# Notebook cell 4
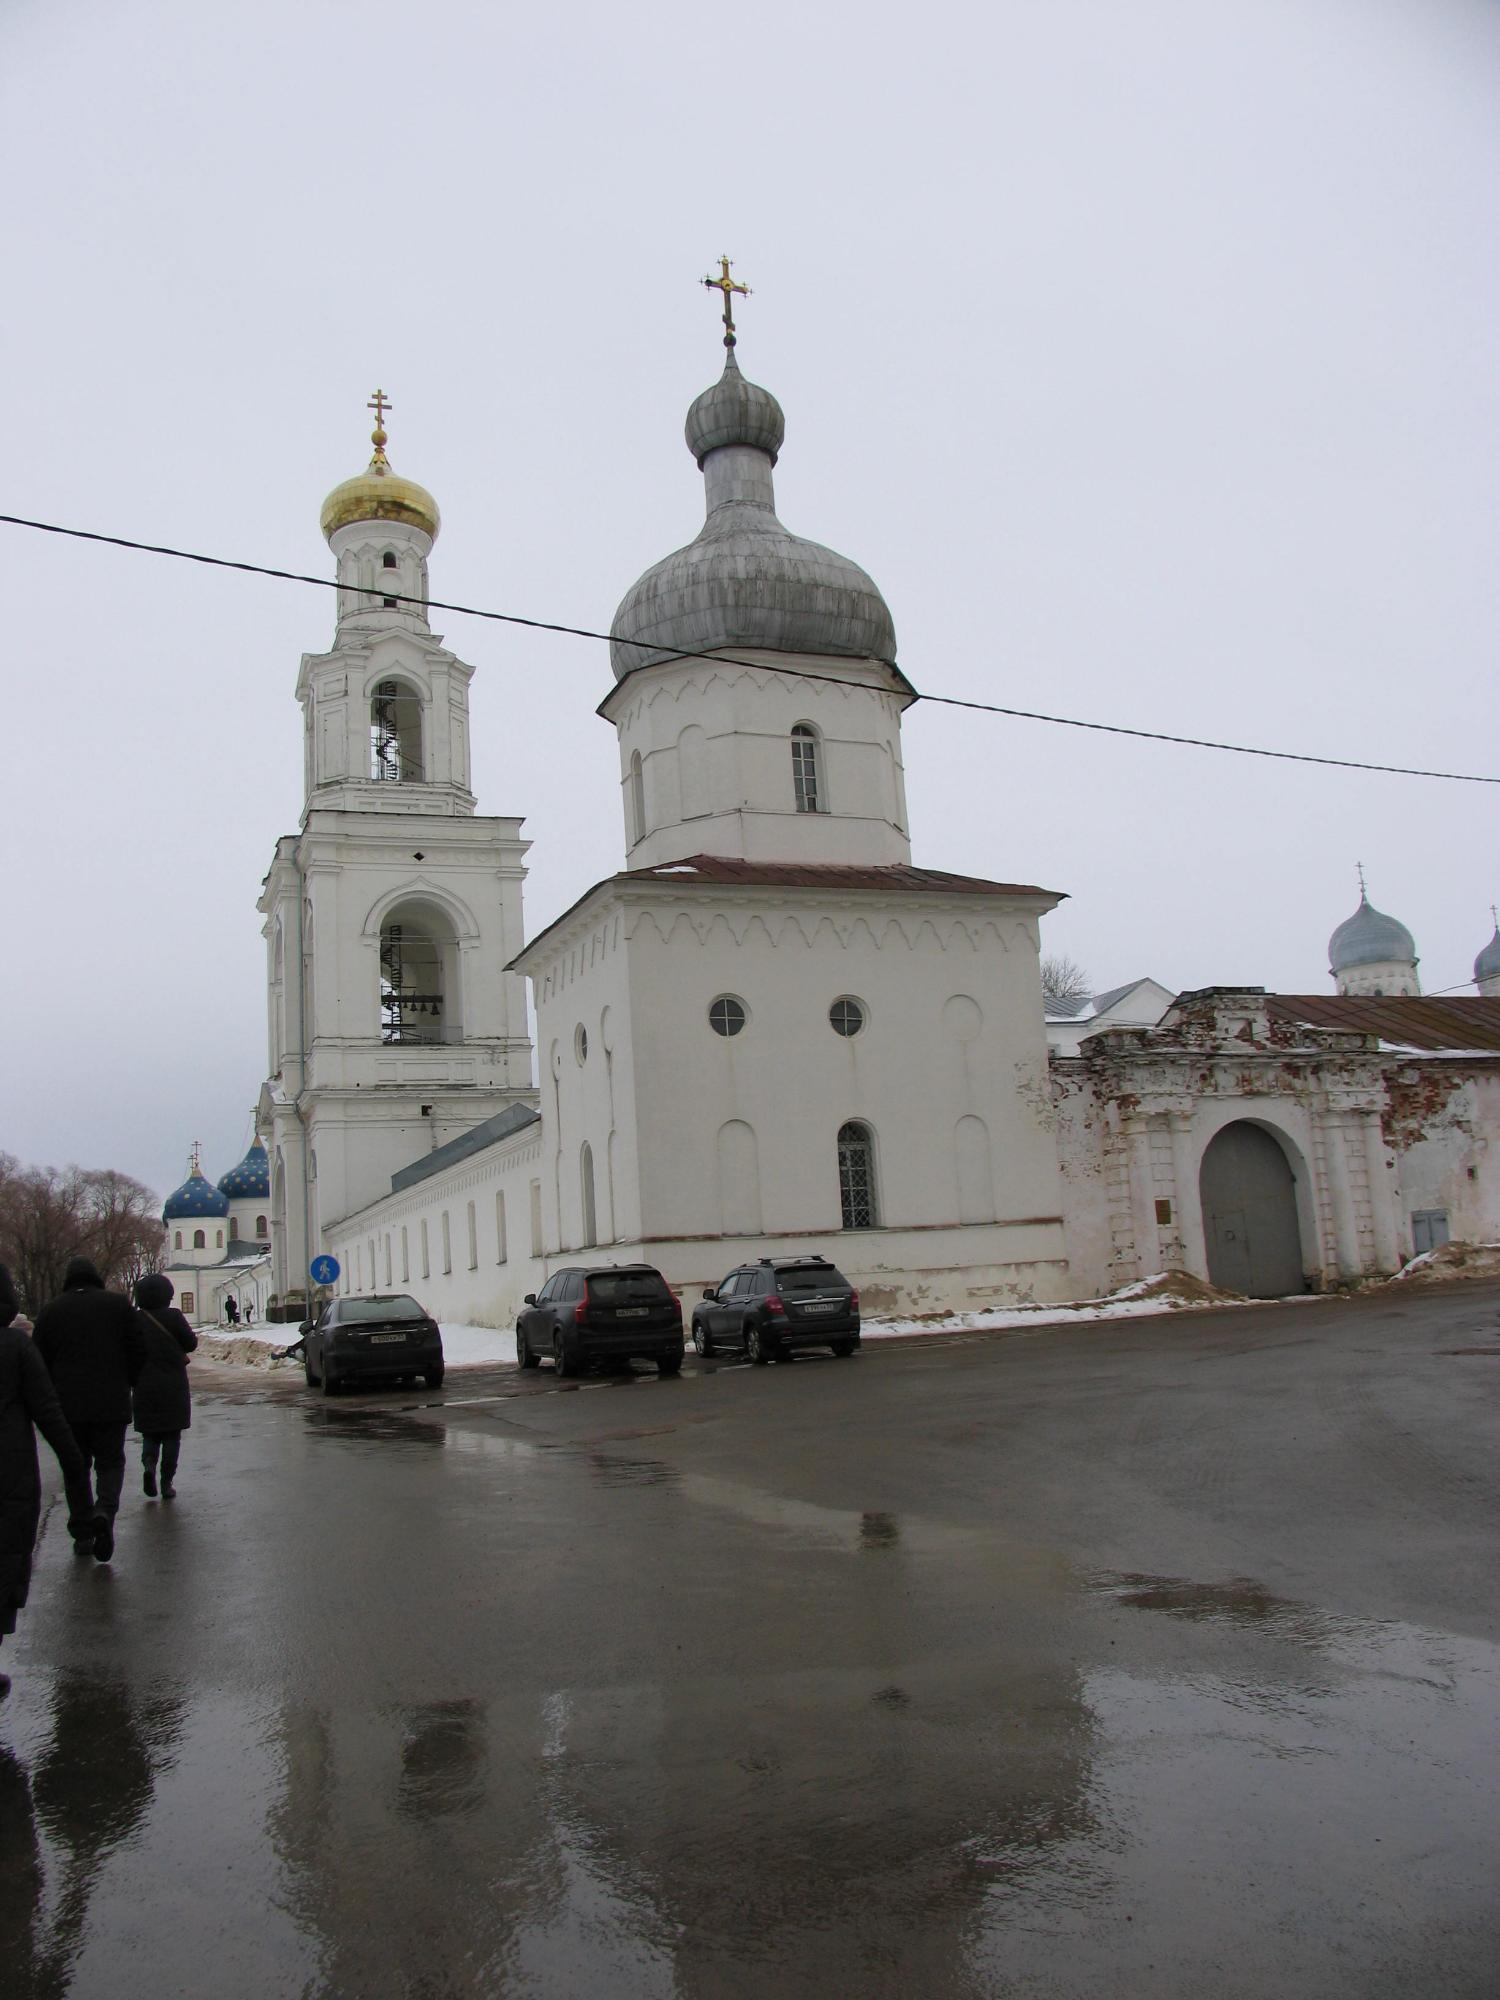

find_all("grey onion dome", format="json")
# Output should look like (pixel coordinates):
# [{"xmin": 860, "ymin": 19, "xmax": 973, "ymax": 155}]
[
  {"xmin": 1328, "ymin": 895, "xmax": 1418, "ymax": 973},
  {"xmin": 1475, "ymin": 922, "xmax": 1500, "ymax": 984},
  {"xmin": 684, "ymin": 350, "xmax": 786, "ymax": 464},
  {"xmin": 610, "ymin": 353, "xmax": 897, "ymax": 680}
]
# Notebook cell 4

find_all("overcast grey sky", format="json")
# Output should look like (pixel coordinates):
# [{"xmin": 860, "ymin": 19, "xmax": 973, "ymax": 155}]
[{"xmin": 2, "ymin": 0, "xmax": 1497, "ymax": 1204}]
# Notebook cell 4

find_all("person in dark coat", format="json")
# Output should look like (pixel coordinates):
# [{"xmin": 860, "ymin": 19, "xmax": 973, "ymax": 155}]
[
  {"xmin": 131, "ymin": 1275, "xmax": 197, "ymax": 1499},
  {"xmin": 31, "ymin": 1257, "xmax": 144, "ymax": 1563},
  {"xmin": 0, "ymin": 1264, "xmax": 98, "ymax": 1695}
]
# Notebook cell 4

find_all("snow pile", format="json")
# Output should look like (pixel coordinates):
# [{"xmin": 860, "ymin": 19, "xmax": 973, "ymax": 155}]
[
  {"xmin": 1390, "ymin": 1241, "xmax": 1500, "ymax": 1286},
  {"xmin": 864, "ymin": 1270, "xmax": 1252, "ymax": 1339},
  {"xmin": 194, "ymin": 1333, "xmax": 292, "ymax": 1369},
  {"xmin": 435, "ymin": 1323, "xmax": 513, "ymax": 1365},
  {"xmin": 193, "ymin": 1322, "xmax": 513, "ymax": 1369}
]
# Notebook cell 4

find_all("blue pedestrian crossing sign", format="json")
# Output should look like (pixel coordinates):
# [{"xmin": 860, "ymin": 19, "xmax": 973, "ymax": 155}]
[{"xmin": 309, "ymin": 1254, "xmax": 340, "ymax": 1287}]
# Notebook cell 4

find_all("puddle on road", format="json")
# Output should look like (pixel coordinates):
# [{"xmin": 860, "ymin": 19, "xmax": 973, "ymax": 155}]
[{"xmin": 302, "ymin": 1406, "xmax": 448, "ymax": 1449}]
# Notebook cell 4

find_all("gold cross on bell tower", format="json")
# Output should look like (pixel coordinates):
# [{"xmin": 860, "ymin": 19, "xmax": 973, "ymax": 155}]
[
  {"xmin": 367, "ymin": 388, "xmax": 392, "ymax": 465},
  {"xmin": 702, "ymin": 255, "xmax": 751, "ymax": 349}
]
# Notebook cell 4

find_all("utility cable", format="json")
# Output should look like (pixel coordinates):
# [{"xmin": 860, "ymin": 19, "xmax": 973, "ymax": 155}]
[{"xmin": 2, "ymin": 510, "xmax": 1495, "ymax": 786}]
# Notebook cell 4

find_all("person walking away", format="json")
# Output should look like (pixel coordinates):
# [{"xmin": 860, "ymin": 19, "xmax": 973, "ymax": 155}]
[
  {"xmin": 131, "ymin": 1276, "xmax": 196, "ymax": 1498},
  {"xmin": 0, "ymin": 1264, "xmax": 98, "ymax": 1696},
  {"xmin": 31, "ymin": 1258, "xmax": 144, "ymax": 1562}
]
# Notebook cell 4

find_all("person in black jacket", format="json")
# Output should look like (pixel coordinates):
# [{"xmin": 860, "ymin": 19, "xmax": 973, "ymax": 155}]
[
  {"xmin": 0, "ymin": 1264, "xmax": 98, "ymax": 1694},
  {"xmin": 31, "ymin": 1258, "xmax": 145, "ymax": 1563},
  {"xmin": 131, "ymin": 1275, "xmax": 197, "ymax": 1499}
]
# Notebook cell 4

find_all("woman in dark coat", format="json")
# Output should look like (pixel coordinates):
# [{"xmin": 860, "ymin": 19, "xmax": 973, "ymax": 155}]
[
  {"xmin": 131, "ymin": 1276, "xmax": 197, "ymax": 1500},
  {"xmin": 0, "ymin": 1264, "xmax": 97, "ymax": 1697}
]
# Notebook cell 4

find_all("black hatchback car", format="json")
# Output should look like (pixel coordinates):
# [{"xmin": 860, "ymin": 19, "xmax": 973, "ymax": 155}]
[
  {"xmin": 301, "ymin": 1293, "xmax": 445, "ymax": 1394},
  {"xmin": 692, "ymin": 1256, "xmax": 860, "ymax": 1363},
  {"xmin": 516, "ymin": 1265, "xmax": 685, "ymax": 1377}
]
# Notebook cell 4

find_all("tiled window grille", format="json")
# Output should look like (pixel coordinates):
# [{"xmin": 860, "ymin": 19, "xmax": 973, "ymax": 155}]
[{"xmin": 838, "ymin": 1121, "xmax": 878, "ymax": 1230}]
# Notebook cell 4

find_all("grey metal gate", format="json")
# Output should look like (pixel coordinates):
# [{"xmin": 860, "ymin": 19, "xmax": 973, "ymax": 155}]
[{"xmin": 1199, "ymin": 1122, "xmax": 1304, "ymax": 1298}]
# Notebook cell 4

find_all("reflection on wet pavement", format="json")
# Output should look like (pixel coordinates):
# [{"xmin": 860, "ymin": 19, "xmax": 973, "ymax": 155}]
[
  {"xmin": 397, "ymin": 1700, "xmax": 488, "ymax": 1820},
  {"xmin": 4, "ymin": 1285, "xmax": 1500, "ymax": 1996},
  {"xmin": 1, "ymin": 1674, "xmax": 186, "ymax": 1998},
  {"xmin": 304, "ymin": 1406, "xmax": 449, "ymax": 1449}
]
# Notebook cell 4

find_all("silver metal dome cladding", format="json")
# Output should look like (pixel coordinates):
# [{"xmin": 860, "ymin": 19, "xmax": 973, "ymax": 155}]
[
  {"xmin": 1328, "ymin": 896, "xmax": 1418, "ymax": 972},
  {"xmin": 684, "ymin": 350, "xmax": 786, "ymax": 464},
  {"xmin": 610, "ymin": 354, "xmax": 897, "ymax": 679}
]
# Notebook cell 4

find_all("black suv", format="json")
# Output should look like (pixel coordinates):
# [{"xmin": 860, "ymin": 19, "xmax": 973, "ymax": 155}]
[
  {"xmin": 692, "ymin": 1256, "xmax": 860, "ymax": 1364},
  {"xmin": 517, "ymin": 1265, "xmax": 685, "ymax": 1377},
  {"xmin": 301, "ymin": 1294, "xmax": 445, "ymax": 1394}
]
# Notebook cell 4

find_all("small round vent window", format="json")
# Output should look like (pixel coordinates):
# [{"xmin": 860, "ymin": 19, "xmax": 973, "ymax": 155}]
[
  {"xmin": 574, "ymin": 1024, "xmax": 588, "ymax": 1065},
  {"xmin": 709, "ymin": 996, "xmax": 747, "ymax": 1038},
  {"xmin": 829, "ymin": 997, "xmax": 866, "ymax": 1038}
]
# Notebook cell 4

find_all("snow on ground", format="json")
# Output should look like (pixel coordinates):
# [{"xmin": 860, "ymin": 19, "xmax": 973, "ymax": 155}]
[
  {"xmin": 194, "ymin": 1322, "xmax": 515, "ymax": 1369},
  {"xmin": 436, "ymin": 1323, "xmax": 514, "ymax": 1364},
  {"xmin": 1390, "ymin": 1241, "xmax": 1500, "ymax": 1284},
  {"xmin": 191, "ymin": 1275, "xmax": 1268, "ymax": 1371}
]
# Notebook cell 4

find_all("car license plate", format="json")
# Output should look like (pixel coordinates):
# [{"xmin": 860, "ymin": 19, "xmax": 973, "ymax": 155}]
[
  {"xmin": 616, "ymin": 1307, "xmax": 649, "ymax": 1318},
  {"xmin": 803, "ymin": 1302, "xmax": 838, "ymax": 1314},
  {"xmin": 371, "ymin": 1333, "xmax": 406, "ymax": 1343}
]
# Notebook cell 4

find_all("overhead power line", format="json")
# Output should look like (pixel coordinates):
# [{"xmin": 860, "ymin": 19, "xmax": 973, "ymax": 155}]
[{"xmin": 2, "ymin": 510, "xmax": 1495, "ymax": 786}]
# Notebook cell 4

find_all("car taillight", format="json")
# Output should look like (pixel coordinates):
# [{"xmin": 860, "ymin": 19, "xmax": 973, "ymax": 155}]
[
  {"xmin": 849, "ymin": 1289, "xmax": 860, "ymax": 1312},
  {"xmin": 765, "ymin": 1295, "xmax": 785, "ymax": 1316},
  {"xmin": 574, "ymin": 1298, "xmax": 588, "ymax": 1324}
]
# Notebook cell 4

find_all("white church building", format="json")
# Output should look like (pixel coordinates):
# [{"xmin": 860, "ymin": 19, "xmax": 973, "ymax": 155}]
[
  {"xmin": 259, "ymin": 343, "xmax": 1072, "ymax": 1321},
  {"xmin": 238, "ymin": 328, "xmax": 1500, "ymax": 1330}
]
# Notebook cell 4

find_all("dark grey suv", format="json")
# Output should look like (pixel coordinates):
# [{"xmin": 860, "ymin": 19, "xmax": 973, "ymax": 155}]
[
  {"xmin": 692, "ymin": 1257, "xmax": 860, "ymax": 1364},
  {"xmin": 516, "ymin": 1265, "xmax": 685, "ymax": 1377}
]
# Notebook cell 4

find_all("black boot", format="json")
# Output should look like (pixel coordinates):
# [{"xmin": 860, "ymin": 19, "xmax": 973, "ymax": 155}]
[{"xmin": 143, "ymin": 1466, "xmax": 158, "ymax": 1497}]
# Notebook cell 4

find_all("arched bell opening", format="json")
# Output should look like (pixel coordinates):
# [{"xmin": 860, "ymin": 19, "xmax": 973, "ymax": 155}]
[
  {"xmin": 379, "ymin": 902, "xmax": 463, "ymax": 1045},
  {"xmin": 370, "ymin": 677, "xmax": 424, "ymax": 783}
]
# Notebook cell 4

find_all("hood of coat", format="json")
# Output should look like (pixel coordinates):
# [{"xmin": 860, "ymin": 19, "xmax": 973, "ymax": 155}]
[
  {"xmin": 134, "ymin": 1273, "xmax": 175, "ymax": 1310},
  {"xmin": 62, "ymin": 1257, "xmax": 105, "ymax": 1291},
  {"xmin": 0, "ymin": 1263, "xmax": 17, "ymax": 1328}
]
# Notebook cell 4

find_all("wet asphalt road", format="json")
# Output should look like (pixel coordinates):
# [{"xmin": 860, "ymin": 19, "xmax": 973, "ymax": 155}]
[{"xmin": 3, "ymin": 1284, "xmax": 1499, "ymax": 2000}]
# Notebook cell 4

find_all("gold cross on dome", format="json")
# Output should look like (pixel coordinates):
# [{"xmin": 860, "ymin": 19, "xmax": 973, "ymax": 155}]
[
  {"xmin": 367, "ymin": 388, "xmax": 392, "ymax": 462},
  {"xmin": 702, "ymin": 256, "xmax": 751, "ymax": 348}
]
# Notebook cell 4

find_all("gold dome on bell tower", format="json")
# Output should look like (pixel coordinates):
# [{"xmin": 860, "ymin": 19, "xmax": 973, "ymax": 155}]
[{"xmin": 320, "ymin": 390, "xmax": 441, "ymax": 544}]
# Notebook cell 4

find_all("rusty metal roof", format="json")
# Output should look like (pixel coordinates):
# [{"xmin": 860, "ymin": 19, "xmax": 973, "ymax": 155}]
[
  {"xmin": 618, "ymin": 855, "xmax": 1059, "ymax": 898},
  {"xmin": 1268, "ymin": 995, "xmax": 1500, "ymax": 1052},
  {"xmin": 511, "ymin": 855, "xmax": 1061, "ymax": 970}
]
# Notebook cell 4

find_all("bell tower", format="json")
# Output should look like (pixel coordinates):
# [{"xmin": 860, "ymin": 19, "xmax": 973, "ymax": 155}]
[{"xmin": 258, "ymin": 395, "xmax": 536, "ymax": 1300}]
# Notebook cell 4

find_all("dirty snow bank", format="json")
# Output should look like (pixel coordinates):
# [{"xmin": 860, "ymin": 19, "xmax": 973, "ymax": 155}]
[
  {"xmin": 1390, "ymin": 1241, "xmax": 1500, "ymax": 1286},
  {"xmin": 862, "ymin": 1269, "xmax": 1267, "ymax": 1339},
  {"xmin": 194, "ymin": 1322, "xmax": 513, "ymax": 1369}
]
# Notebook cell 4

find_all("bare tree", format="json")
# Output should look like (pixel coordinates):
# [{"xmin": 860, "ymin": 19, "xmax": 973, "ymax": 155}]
[
  {"xmin": 0, "ymin": 1155, "xmax": 164, "ymax": 1310},
  {"xmin": 1040, "ymin": 952, "xmax": 1092, "ymax": 1007}
]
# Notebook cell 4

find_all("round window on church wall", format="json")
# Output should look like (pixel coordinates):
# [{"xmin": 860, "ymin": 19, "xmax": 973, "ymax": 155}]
[
  {"xmin": 708, "ymin": 996, "xmax": 747, "ymax": 1038},
  {"xmin": 574, "ymin": 1024, "xmax": 588, "ymax": 1065},
  {"xmin": 829, "ymin": 997, "xmax": 866, "ymax": 1038}
]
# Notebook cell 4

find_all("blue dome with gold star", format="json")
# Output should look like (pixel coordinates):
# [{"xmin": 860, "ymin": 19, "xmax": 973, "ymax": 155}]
[
  {"xmin": 218, "ymin": 1139, "xmax": 270, "ymax": 1201},
  {"xmin": 162, "ymin": 1164, "xmax": 231, "ymax": 1223}
]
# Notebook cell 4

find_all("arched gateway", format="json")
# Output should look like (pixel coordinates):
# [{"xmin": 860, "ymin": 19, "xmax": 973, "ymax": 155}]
[{"xmin": 1199, "ymin": 1122, "xmax": 1304, "ymax": 1298}]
